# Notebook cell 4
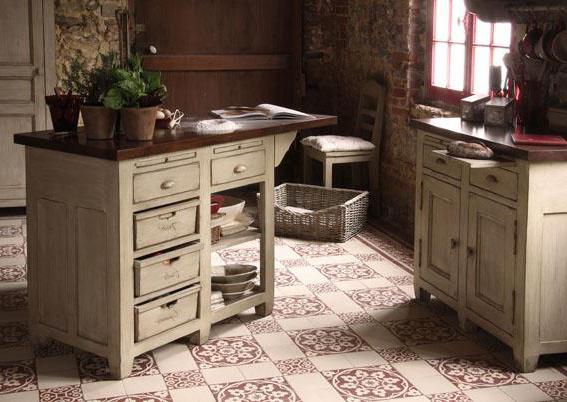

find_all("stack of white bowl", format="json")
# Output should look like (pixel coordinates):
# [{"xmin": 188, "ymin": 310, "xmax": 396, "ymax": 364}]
[{"xmin": 211, "ymin": 264, "xmax": 257, "ymax": 303}]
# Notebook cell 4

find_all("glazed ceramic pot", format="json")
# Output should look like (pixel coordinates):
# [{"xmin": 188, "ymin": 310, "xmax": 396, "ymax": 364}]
[
  {"xmin": 121, "ymin": 105, "xmax": 159, "ymax": 141},
  {"xmin": 81, "ymin": 105, "xmax": 118, "ymax": 140},
  {"xmin": 45, "ymin": 95, "xmax": 81, "ymax": 132}
]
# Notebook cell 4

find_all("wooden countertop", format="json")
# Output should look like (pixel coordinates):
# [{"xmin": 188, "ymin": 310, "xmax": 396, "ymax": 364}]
[
  {"xmin": 411, "ymin": 117, "xmax": 567, "ymax": 162},
  {"xmin": 14, "ymin": 115, "xmax": 336, "ymax": 161}
]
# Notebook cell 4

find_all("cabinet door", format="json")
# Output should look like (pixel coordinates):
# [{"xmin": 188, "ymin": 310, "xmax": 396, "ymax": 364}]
[
  {"xmin": 419, "ymin": 175, "xmax": 460, "ymax": 299},
  {"xmin": 0, "ymin": 0, "xmax": 52, "ymax": 206},
  {"xmin": 466, "ymin": 194, "xmax": 516, "ymax": 334}
]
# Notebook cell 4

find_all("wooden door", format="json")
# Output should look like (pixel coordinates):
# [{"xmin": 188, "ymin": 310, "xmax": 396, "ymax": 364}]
[
  {"xmin": 419, "ymin": 175, "xmax": 460, "ymax": 300},
  {"xmin": 0, "ymin": 0, "xmax": 54, "ymax": 207},
  {"xmin": 132, "ymin": 0, "xmax": 302, "ymax": 115},
  {"xmin": 466, "ymin": 193, "xmax": 517, "ymax": 334}
]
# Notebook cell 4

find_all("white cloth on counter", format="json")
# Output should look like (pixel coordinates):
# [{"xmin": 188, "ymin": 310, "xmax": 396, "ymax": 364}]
[
  {"xmin": 301, "ymin": 135, "xmax": 375, "ymax": 152},
  {"xmin": 187, "ymin": 119, "xmax": 240, "ymax": 134}
]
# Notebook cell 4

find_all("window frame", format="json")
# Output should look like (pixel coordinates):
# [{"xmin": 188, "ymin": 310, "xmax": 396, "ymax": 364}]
[{"xmin": 425, "ymin": 0, "xmax": 512, "ymax": 105}]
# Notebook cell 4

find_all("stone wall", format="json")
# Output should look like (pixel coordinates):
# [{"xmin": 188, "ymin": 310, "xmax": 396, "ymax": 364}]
[
  {"xmin": 54, "ymin": 0, "xmax": 126, "ymax": 86},
  {"xmin": 303, "ymin": 0, "xmax": 427, "ymax": 240}
]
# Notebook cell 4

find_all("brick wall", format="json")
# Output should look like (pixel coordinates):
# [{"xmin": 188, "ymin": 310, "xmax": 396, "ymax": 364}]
[{"xmin": 303, "ymin": 0, "xmax": 428, "ymax": 241}]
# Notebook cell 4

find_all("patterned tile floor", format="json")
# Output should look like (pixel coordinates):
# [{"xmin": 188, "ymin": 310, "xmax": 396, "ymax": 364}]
[{"xmin": 1, "ymin": 215, "xmax": 567, "ymax": 401}]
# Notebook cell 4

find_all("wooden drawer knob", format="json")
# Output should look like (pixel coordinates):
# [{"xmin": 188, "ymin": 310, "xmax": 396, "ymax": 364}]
[
  {"xmin": 233, "ymin": 164, "xmax": 247, "ymax": 174},
  {"xmin": 161, "ymin": 180, "xmax": 176, "ymax": 190},
  {"xmin": 485, "ymin": 174, "xmax": 499, "ymax": 183}
]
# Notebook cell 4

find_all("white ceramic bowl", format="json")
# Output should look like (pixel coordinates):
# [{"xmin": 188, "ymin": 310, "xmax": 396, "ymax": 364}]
[{"xmin": 211, "ymin": 264, "xmax": 257, "ymax": 284}]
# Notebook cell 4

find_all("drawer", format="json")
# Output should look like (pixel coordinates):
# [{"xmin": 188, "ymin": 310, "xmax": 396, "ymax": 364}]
[
  {"xmin": 423, "ymin": 144, "xmax": 462, "ymax": 180},
  {"xmin": 134, "ymin": 286, "xmax": 200, "ymax": 341},
  {"xmin": 213, "ymin": 139, "xmax": 264, "ymax": 155},
  {"xmin": 470, "ymin": 168, "xmax": 518, "ymax": 200},
  {"xmin": 211, "ymin": 149, "xmax": 266, "ymax": 186},
  {"xmin": 134, "ymin": 200, "xmax": 199, "ymax": 250},
  {"xmin": 133, "ymin": 162, "xmax": 199, "ymax": 205},
  {"xmin": 134, "ymin": 243, "xmax": 202, "ymax": 297}
]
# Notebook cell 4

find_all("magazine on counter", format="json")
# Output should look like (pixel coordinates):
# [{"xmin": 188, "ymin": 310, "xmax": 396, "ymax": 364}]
[{"xmin": 211, "ymin": 104, "xmax": 314, "ymax": 120}]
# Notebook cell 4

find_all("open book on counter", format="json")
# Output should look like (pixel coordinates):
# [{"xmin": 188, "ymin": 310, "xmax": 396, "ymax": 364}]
[{"xmin": 211, "ymin": 104, "xmax": 314, "ymax": 120}]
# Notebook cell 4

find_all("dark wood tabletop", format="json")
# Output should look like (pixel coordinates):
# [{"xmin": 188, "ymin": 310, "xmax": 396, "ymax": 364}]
[
  {"xmin": 411, "ymin": 117, "xmax": 567, "ymax": 162},
  {"xmin": 14, "ymin": 115, "xmax": 337, "ymax": 161}
]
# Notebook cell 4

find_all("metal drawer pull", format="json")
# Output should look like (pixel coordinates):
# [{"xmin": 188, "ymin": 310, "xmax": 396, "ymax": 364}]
[
  {"xmin": 486, "ymin": 174, "xmax": 499, "ymax": 183},
  {"xmin": 234, "ymin": 164, "xmax": 247, "ymax": 174},
  {"xmin": 161, "ymin": 180, "xmax": 176, "ymax": 190},
  {"xmin": 435, "ymin": 158, "xmax": 447, "ymax": 165}
]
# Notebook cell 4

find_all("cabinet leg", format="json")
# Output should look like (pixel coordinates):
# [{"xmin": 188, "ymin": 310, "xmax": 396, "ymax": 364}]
[
  {"xmin": 29, "ymin": 331, "xmax": 50, "ymax": 348},
  {"xmin": 513, "ymin": 350, "xmax": 539, "ymax": 373},
  {"xmin": 188, "ymin": 327, "xmax": 210, "ymax": 345},
  {"xmin": 255, "ymin": 301, "xmax": 273, "ymax": 317},
  {"xmin": 459, "ymin": 317, "xmax": 478, "ymax": 333},
  {"xmin": 414, "ymin": 286, "xmax": 431, "ymax": 303},
  {"xmin": 108, "ymin": 355, "xmax": 133, "ymax": 379}
]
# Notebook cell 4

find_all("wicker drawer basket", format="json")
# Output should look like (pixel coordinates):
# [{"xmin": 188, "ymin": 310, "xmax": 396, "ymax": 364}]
[{"xmin": 267, "ymin": 183, "xmax": 368, "ymax": 243}]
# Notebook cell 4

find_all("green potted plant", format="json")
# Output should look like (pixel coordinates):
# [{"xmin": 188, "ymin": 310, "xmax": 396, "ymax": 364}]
[
  {"xmin": 77, "ymin": 53, "xmax": 120, "ymax": 140},
  {"xmin": 104, "ymin": 55, "xmax": 167, "ymax": 141}
]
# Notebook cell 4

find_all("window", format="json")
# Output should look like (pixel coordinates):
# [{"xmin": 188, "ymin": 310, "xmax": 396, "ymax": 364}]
[{"xmin": 427, "ymin": 0, "xmax": 512, "ymax": 104}]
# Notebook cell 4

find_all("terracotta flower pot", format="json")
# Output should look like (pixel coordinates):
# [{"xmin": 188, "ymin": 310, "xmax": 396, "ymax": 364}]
[
  {"xmin": 81, "ymin": 105, "xmax": 118, "ymax": 140},
  {"xmin": 121, "ymin": 106, "xmax": 158, "ymax": 141},
  {"xmin": 45, "ymin": 95, "xmax": 81, "ymax": 132}
]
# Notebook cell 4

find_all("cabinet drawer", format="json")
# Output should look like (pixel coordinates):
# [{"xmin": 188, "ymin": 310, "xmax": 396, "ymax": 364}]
[
  {"xmin": 134, "ymin": 200, "xmax": 198, "ymax": 250},
  {"xmin": 133, "ymin": 162, "xmax": 199, "ymax": 205},
  {"xmin": 423, "ymin": 144, "xmax": 462, "ymax": 180},
  {"xmin": 470, "ymin": 168, "xmax": 518, "ymax": 201},
  {"xmin": 211, "ymin": 149, "xmax": 266, "ymax": 186},
  {"xmin": 213, "ymin": 139, "xmax": 264, "ymax": 155},
  {"xmin": 134, "ymin": 286, "xmax": 200, "ymax": 341},
  {"xmin": 134, "ymin": 243, "xmax": 202, "ymax": 297}
]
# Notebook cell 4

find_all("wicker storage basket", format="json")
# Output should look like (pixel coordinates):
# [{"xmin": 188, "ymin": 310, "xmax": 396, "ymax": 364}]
[{"xmin": 267, "ymin": 183, "xmax": 369, "ymax": 243}]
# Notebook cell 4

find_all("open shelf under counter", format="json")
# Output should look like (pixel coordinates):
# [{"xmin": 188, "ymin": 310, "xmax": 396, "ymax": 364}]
[
  {"xmin": 211, "ymin": 290, "xmax": 265, "ymax": 324},
  {"xmin": 212, "ymin": 227, "xmax": 260, "ymax": 252}
]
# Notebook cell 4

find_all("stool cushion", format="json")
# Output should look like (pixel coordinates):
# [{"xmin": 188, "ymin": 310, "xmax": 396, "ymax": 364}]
[{"xmin": 301, "ymin": 135, "xmax": 375, "ymax": 153}]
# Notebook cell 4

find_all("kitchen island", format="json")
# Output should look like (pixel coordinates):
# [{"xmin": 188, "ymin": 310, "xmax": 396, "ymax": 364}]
[
  {"xmin": 412, "ymin": 117, "xmax": 567, "ymax": 372},
  {"xmin": 14, "ymin": 115, "xmax": 336, "ymax": 379}
]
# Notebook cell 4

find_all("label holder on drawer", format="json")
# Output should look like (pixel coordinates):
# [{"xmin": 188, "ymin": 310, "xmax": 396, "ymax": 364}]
[{"xmin": 432, "ymin": 150, "xmax": 517, "ymax": 169}]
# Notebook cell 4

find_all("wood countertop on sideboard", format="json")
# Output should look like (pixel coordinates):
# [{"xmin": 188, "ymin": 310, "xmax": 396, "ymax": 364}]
[{"xmin": 411, "ymin": 117, "xmax": 567, "ymax": 162}]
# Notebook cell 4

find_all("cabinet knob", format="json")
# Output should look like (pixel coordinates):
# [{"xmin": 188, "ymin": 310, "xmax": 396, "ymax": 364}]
[
  {"xmin": 467, "ymin": 247, "xmax": 475, "ymax": 257},
  {"xmin": 450, "ymin": 238, "xmax": 459, "ymax": 249},
  {"xmin": 161, "ymin": 180, "xmax": 175, "ymax": 190},
  {"xmin": 148, "ymin": 45, "xmax": 158, "ymax": 55},
  {"xmin": 234, "ymin": 164, "xmax": 247, "ymax": 174}
]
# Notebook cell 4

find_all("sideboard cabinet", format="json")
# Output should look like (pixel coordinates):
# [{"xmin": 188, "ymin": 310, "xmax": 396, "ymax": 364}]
[{"xmin": 414, "ymin": 125, "xmax": 567, "ymax": 372}]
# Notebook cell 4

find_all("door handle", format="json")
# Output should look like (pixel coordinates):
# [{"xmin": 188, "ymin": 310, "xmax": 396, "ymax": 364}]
[
  {"xmin": 467, "ymin": 247, "xmax": 475, "ymax": 257},
  {"xmin": 450, "ymin": 238, "xmax": 459, "ymax": 249}
]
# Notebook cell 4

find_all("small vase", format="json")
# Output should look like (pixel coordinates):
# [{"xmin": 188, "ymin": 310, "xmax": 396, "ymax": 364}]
[
  {"xmin": 81, "ymin": 105, "xmax": 118, "ymax": 140},
  {"xmin": 121, "ymin": 106, "xmax": 159, "ymax": 141},
  {"xmin": 45, "ymin": 95, "xmax": 81, "ymax": 132}
]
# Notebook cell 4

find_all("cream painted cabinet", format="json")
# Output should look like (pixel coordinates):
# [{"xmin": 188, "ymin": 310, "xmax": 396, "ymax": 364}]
[
  {"xmin": 419, "ymin": 175, "xmax": 460, "ymax": 300},
  {"xmin": 466, "ymin": 194, "xmax": 517, "ymax": 335}
]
